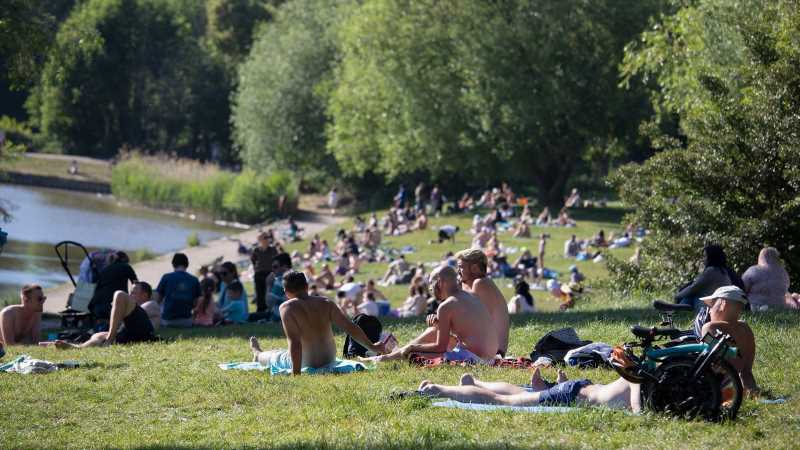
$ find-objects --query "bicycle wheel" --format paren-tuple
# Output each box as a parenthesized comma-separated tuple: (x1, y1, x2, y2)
(644, 357, 722, 421)
(709, 358, 743, 421)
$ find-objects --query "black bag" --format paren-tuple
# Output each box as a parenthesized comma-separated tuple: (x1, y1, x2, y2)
(529, 327, 592, 364)
(342, 314, 383, 358)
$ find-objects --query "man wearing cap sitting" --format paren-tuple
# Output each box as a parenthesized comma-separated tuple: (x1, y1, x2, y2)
(699, 285, 759, 396)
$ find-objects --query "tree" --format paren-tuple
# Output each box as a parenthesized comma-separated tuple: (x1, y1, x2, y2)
(610, 0, 800, 290)
(327, 0, 663, 203)
(205, 0, 281, 66)
(26, 0, 229, 158)
(232, 0, 349, 180)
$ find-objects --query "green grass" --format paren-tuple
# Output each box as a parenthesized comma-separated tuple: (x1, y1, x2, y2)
(1, 207, 798, 449)
(5, 155, 113, 184)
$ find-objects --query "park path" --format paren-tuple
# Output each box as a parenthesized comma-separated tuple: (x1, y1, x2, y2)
(43, 211, 342, 314)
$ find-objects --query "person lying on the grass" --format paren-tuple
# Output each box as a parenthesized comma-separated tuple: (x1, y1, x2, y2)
(0, 285, 45, 346)
(418, 368, 641, 412)
(365, 265, 499, 363)
(45, 283, 159, 348)
(248, 270, 387, 375)
(456, 249, 509, 357)
(699, 285, 760, 396)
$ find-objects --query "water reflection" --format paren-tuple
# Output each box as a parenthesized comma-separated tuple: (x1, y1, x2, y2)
(0, 184, 235, 297)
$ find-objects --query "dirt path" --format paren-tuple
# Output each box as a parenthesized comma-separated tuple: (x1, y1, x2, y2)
(43, 211, 342, 314)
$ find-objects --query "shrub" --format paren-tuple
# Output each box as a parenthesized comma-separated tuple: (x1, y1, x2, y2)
(111, 154, 297, 224)
(186, 232, 200, 247)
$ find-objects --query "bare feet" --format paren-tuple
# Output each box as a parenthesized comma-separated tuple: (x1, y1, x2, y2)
(249, 336, 262, 362)
(529, 367, 548, 391)
(557, 369, 568, 384)
(419, 379, 433, 390)
(460, 373, 475, 386)
(418, 379, 441, 395)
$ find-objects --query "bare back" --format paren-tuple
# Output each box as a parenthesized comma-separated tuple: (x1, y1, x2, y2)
(279, 296, 338, 369)
(443, 290, 499, 360)
(468, 278, 509, 355)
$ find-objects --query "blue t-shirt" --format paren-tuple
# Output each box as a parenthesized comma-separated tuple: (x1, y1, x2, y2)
(156, 270, 201, 320)
(221, 298, 248, 323)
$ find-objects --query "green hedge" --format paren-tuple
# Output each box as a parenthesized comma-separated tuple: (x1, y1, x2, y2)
(111, 158, 297, 224)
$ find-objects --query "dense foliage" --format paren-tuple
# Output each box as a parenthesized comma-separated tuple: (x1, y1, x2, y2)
(233, 0, 347, 183)
(24, 0, 230, 159)
(609, 0, 800, 290)
(111, 155, 297, 223)
(326, 0, 661, 203)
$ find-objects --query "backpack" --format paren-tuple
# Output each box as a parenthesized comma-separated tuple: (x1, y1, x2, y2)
(529, 327, 592, 364)
(342, 314, 383, 358)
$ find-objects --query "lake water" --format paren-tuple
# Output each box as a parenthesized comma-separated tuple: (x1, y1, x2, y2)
(0, 184, 234, 299)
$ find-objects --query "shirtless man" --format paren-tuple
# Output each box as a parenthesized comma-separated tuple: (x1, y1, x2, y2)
(0, 285, 45, 346)
(368, 265, 498, 363)
(699, 285, 759, 395)
(456, 249, 509, 356)
(248, 271, 386, 375)
(418, 369, 641, 412)
(45, 282, 160, 348)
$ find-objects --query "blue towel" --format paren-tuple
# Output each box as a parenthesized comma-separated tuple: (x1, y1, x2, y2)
(432, 400, 574, 414)
(218, 358, 372, 376)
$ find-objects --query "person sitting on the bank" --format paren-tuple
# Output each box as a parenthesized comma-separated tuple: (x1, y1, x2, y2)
(367, 265, 499, 364)
(46, 283, 159, 348)
(381, 255, 412, 285)
(247, 271, 387, 375)
(742, 247, 792, 311)
(512, 220, 531, 238)
(154, 253, 202, 328)
(411, 210, 428, 231)
(564, 234, 580, 258)
(357, 293, 380, 317)
(675, 245, 743, 310)
(457, 248, 510, 357)
(88, 251, 138, 323)
(193, 278, 219, 326)
(417, 368, 641, 412)
(220, 281, 248, 324)
(316, 263, 335, 290)
(265, 253, 293, 320)
(535, 207, 551, 226)
(393, 285, 428, 318)
(698, 286, 760, 396)
(507, 279, 535, 314)
(513, 248, 538, 280)
(217, 261, 249, 316)
(555, 208, 576, 227)
(0, 285, 45, 346)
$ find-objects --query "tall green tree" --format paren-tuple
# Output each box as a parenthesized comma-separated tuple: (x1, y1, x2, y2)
(233, 0, 349, 180)
(26, 0, 229, 158)
(206, 0, 281, 66)
(610, 0, 800, 290)
(327, 0, 663, 203)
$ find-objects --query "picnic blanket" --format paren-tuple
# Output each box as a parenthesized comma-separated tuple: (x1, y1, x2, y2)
(432, 400, 574, 414)
(219, 358, 371, 376)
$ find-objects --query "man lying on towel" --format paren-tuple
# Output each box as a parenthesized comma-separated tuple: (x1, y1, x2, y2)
(365, 265, 499, 364)
(418, 368, 642, 412)
(249, 271, 388, 375)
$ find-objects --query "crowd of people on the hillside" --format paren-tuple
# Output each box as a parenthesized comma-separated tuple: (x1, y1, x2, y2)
(1, 179, 796, 415)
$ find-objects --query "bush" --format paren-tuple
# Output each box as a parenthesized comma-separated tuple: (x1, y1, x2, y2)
(111, 154, 297, 224)
(610, 1, 800, 291)
(186, 232, 200, 247)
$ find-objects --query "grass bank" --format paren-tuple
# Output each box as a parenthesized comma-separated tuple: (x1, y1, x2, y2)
(110, 154, 298, 225)
(1, 207, 797, 449)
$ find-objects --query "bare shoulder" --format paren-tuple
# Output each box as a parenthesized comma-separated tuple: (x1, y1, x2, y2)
(0, 305, 19, 317)
(473, 277, 502, 296)
(279, 298, 300, 315)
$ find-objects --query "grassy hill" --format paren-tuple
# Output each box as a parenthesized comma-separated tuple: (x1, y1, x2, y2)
(1, 206, 798, 449)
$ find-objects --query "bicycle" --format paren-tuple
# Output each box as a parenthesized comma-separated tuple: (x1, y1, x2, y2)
(610, 300, 744, 421)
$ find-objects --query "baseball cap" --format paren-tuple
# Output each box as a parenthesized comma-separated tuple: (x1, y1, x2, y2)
(699, 286, 748, 305)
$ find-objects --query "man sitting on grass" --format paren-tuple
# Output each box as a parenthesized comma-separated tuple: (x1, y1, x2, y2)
(699, 286, 760, 396)
(45, 282, 159, 348)
(366, 265, 499, 363)
(248, 271, 387, 375)
(456, 249, 510, 357)
(0, 285, 45, 346)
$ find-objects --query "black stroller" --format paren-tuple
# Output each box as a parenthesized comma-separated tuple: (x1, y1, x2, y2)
(54, 241, 109, 334)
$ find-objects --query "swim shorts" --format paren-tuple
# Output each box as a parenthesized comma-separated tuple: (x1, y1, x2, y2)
(537, 379, 593, 406)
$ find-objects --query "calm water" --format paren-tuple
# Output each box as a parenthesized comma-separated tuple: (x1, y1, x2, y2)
(0, 184, 234, 299)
